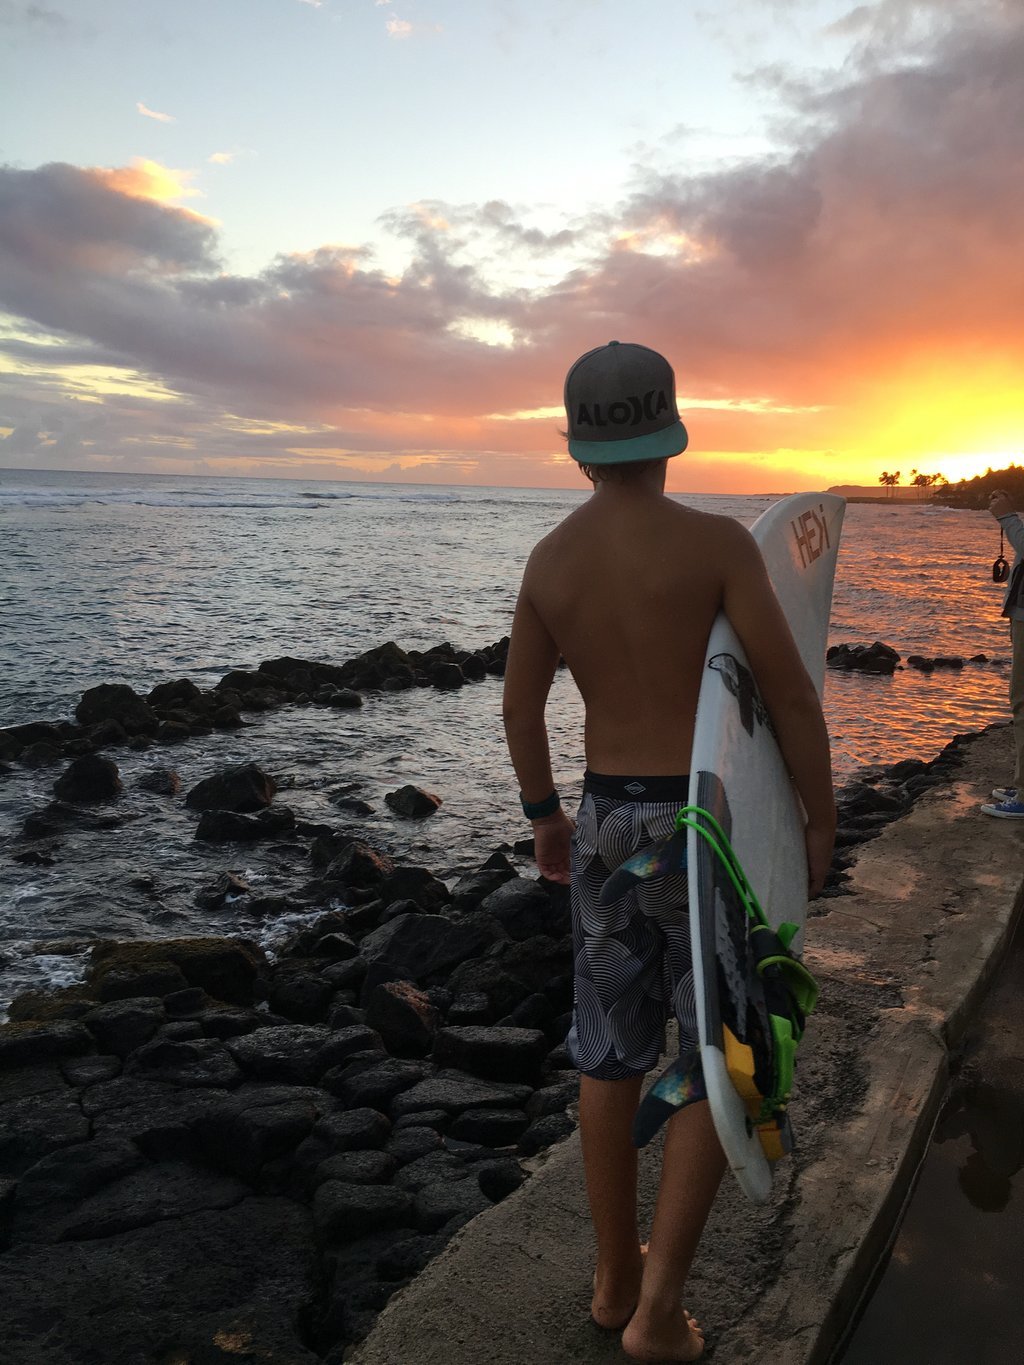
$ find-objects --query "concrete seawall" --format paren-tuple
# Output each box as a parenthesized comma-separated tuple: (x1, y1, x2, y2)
(351, 726, 1024, 1365)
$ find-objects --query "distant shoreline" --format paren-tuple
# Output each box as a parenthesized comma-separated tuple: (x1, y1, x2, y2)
(842, 496, 938, 506)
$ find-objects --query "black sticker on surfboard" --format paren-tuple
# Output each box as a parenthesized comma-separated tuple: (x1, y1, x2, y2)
(708, 653, 774, 738)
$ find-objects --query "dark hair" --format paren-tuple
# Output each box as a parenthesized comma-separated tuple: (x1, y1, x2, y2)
(558, 429, 667, 484)
(577, 457, 667, 484)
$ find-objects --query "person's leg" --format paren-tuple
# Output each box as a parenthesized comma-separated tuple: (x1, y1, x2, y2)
(1011, 620, 1024, 789)
(621, 1099, 726, 1362)
(580, 1073, 646, 1328)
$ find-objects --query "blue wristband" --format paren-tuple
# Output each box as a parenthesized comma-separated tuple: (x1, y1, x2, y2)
(521, 790, 560, 820)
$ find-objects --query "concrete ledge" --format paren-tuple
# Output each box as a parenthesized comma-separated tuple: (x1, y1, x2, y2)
(351, 726, 1024, 1364)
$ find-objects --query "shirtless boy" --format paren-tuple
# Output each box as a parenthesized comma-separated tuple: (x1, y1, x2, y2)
(502, 341, 836, 1361)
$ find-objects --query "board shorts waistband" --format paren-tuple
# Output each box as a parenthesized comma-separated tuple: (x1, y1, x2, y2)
(582, 770, 691, 803)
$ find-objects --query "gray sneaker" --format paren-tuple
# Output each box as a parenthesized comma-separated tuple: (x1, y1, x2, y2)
(990, 786, 1018, 802)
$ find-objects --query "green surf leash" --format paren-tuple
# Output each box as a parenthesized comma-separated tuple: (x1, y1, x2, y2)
(674, 803, 819, 1121)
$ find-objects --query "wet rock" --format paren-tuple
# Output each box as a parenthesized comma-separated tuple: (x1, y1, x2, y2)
(384, 785, 442, 818)
(384, 1125, 443, 1164)
(83, 999, 165, 1059)
(323, 840, 395, 891)
(192, 1092, 320, 1181)
(518, 1111, 575, 1155)
(88, 938, 266, 1007)
(340, 641, 415, 690)
(481, 877, 569, 941)
(127, 1037, 244, 1089)
(224, 1026, 330, 1085)
(194, 805, 296, 842)
(0, 1198, 318, 1362)
(52, 754, 122, 803)
(413, 1178, 490, 1232)
(379, 865, 452, 912)
(314, 1181, 415, 1243)
(500, 991, 554, 1031)
(136, 764, 182, 797)
(266, 964, 335, 1024)
(147, 678, 202, 708)
(11, 842, 60, 866)
(0, 1086, 91, 1175)
(19, 740, 63, 768)
(451, 861, 517, 910)
(826, 641, 900, 674)
(75, 683, 159, 735)
(61, 1055, 121, 1087)
(432, 1025, 548, 1086)
(525, 1076, 579, 1119)
(185, 762, 277, 812)
(211, 704, 244, 728)
(11, 1135, 145, 1242)
(322, 1058, 426, 1110)
(907, 655, 936, 673)
(6, 987, 96, 1024)
(0, 720, 64, 761)
(447, 992, 492, 1024)
(0, 1021, 93, 1069)
(474, 1156, 527, 1201)
(197, 1007, 265, 1040)
(325, 688, 364, 708)
(376, 1232, 447, 1281)
(448, 1107, 530, 1146)
(330, 793, 374, 815)
(364, 981, 439, 1058)
(359, 913, 503, 985)
(316, 932, 360, 961)
(86, 717, 129, 748)
(313, 1107, 392, 1154)
(390, 1073, 533, 1118)
(194, 870, 252, 910)
(392, 1108, 449, 1134)
(391, 1150, 472, 1193)
(427, 661, 465, 690)
(156, 720, 191, 744)
(313, 1150, 399, 1188)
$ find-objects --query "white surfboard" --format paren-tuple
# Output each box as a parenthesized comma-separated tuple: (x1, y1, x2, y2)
(689, 492, 845, 1203)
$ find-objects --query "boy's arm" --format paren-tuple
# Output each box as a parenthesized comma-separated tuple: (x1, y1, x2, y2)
(721, 524, 836, 896)
(502, 571, 573, 885)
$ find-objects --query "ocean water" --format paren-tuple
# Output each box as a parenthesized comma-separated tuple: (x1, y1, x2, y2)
(0, 470, 1014, 1012)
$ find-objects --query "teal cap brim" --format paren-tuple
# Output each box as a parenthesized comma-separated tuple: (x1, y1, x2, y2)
(568, 420, 688, 465)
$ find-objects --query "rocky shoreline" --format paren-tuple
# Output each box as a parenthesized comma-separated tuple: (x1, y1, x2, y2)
(0, 639, 983, 1362)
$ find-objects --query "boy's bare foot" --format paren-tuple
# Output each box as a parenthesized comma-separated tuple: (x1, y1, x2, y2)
(621, 1306, 705, 1362)
(590, 1244, 647, 1330)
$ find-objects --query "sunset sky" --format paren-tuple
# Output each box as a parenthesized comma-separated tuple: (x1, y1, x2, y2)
(1, 0, 1021, 492)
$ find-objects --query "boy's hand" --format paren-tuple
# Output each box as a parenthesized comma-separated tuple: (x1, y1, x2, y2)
(532, 808, 574, 885)
(989, 489, 1015, 519)
(805, 821, 835, 899)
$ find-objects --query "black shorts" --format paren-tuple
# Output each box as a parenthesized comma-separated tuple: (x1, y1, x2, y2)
(566, 771, 698, 1080)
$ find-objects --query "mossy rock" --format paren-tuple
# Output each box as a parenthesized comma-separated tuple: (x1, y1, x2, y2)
(87, 937, 268, 1007)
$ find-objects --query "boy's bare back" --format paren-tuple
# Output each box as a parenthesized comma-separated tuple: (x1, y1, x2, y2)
(522, 492, 757, 775)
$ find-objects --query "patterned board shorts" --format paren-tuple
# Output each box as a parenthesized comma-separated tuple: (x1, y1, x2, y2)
(566, 771, 698, 1080)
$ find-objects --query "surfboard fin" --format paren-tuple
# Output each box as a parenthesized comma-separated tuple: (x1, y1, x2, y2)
(632, 1051, 706, 1149)
(598, 829, 687, 905)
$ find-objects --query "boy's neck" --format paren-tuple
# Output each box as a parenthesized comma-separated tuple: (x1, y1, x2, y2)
(593, 464, 668, 499)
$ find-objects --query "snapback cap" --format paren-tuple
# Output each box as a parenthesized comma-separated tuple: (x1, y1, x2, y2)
(564, 340, 688, 465)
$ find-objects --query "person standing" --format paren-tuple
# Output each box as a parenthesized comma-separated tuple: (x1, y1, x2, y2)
(981, 488, 1024, 818)
(502, 341, 835, 1362)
